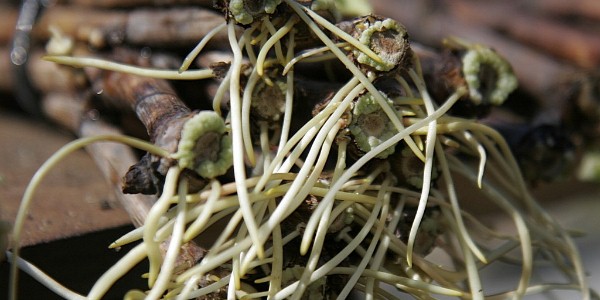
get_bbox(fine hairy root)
[7,1,592,300]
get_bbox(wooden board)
[0,110,131,246]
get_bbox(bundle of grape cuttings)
[6,0,593,299]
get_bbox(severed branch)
[63,0,214,9]
[0,47,15,92]
[0,5,18,44]
[371,0,573,97]
[88,68,197,194]
[370,0,599,182]
[80,48,234,195]
[32,6,127,48]
[372,0,599,142]
[521,0,600,21]
[33,5,229,49]
[447,0,600,69]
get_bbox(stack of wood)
[1,0,599,238]
[372,0,600,181]
[1,0,237,230]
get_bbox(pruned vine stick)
[447,0,600,69]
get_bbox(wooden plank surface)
[0,110,131,247]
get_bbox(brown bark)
[81,46,218,194]
[33,5,228,49]
[92,68,192,146]
[371,0,600,143]
[63,0,213,8]
[27,50,88,93]
[123,7,227,48]
[371,0,573,103]
[0,5,18,44]
[0,47,14,92]
[447,0,600,69]
[522,0,600,21]
[33,6,128,46]
[91,70,195,193]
